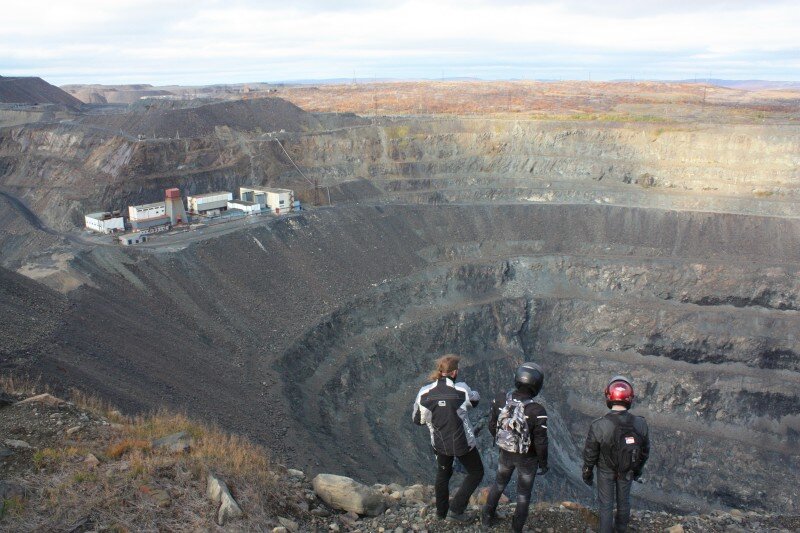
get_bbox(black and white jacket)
[412,377,480,457]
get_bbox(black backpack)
[608,413,644,474]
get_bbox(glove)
[537,466,549,476]
[582,465,594,486]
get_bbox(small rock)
[272,528,288,533]
[730,509,743,517]
[666,526,684,533]
[4,439,32,449]
[329,523,340,532]
[109,460,131,472]
[0,481,27,501]
[394,528,404,533]
[278,517,299,532]
[84,453,100,469]
[151,431,191,454]
[140,485,171,508]
[65,425,81,436]
[311,507,331,517]
[561,501,586,511]
[470,486,509,506]
[287,468,305,479]
[390,491,403,500]
[0,446,13,458]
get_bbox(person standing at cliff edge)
[582,376,650,533]
[412,354,484,522]
[481,362,549,532]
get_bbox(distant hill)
[673,79,800,91]
[78,97,324,138]
[0,76,83,106]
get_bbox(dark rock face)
[3,204,798,514]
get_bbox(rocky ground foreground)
[1,382,798,532]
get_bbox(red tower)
[165,188,188,225]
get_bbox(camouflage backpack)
[495,392,534,453]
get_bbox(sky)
[1,0,799,85]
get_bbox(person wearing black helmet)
[582,376,650,533]
[481,362,549,533]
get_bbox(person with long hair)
[412,354,484,522]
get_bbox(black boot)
[480,505,495,527]
[511,514,525,533]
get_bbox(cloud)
[0,0,798,84]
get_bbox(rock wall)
[2,115,800,232]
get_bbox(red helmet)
[605,375,634,408]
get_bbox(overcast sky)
[1,0,799,85]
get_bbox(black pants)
[485,452,538,532]
[596,469,633,533]
[435,447,484,518]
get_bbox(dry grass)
[0,374,47,397]
[1,377,298,532]
[274,80,800,124]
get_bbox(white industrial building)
[129,202,166,221]
[227,200,261,214]
[187,191,233,215]
[84,211,125,234]
[119,233,147,246]
[239,187,294,214]
[127,201,170,231]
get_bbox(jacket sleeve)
[488,393,501,438]
[456,382,480,408]
[583,421,600,468]
[412,388,426,425]
[529,403,549,468]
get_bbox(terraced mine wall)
[2,116,800,232]
[3,204,799,514]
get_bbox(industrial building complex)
[85,185,300,244]
[84,211,125,234]
[239,186,295,214]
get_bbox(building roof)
[86,211,123,220]
[241,186,293,194]
[188,191,232,199]
[131,201,165,211]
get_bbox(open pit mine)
[1,78,799,518]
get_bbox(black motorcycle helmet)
[515,362,544,396]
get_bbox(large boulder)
[312,474,386,517]
[206,472,243,525]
